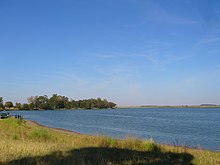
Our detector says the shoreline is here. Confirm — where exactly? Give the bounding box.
[26,120,81,135]
[1,117,219,164]
[117,106,220,109]
[25,119,219,153]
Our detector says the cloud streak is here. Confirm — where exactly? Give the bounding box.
[95,50,190,72]
[142,1,198,25]
[199,37,220,44]
[141,53,190,71]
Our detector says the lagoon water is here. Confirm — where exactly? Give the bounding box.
[11,108,220,151]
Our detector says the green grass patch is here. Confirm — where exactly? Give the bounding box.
[28,128,52,142]
[3,118,25,127]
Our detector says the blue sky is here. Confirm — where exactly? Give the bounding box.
[1,0,220,106]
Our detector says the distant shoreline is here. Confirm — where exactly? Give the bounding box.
[2,105,220,111]
[117,105,220,109]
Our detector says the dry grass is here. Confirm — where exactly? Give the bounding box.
[0,118,219,165]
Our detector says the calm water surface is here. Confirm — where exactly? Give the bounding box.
[11,108,220,151]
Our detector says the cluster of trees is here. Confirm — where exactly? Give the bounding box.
[0,95,117,110]
[0,97,14,109]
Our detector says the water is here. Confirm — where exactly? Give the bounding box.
[10,108,220,151]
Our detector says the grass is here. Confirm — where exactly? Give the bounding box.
[0,118,219,165]
[28,128,53,141]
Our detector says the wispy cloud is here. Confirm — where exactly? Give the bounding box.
[36,72,89,87]
[143,2,198,25]
[95,50,190,72]
[183,65,220,86]
[145,40,174,47]
[150,10,197,25]
[199,37,220,44]
[83,70,146,105]
[142,54,190,71]
[191,35,220,52]
[93,52,122,59]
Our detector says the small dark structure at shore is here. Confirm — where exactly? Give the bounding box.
[0,112,9,119]
[15,115,22,120]
[0,112,23,120]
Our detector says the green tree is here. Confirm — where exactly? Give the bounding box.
[108,102,116,108]
[102,99,109,109]
[96,98,102,108]
[27,96,38,109]
[70,100,77,109]
[0,97,3,109]
[5,101,13,109]
[22,103,29,110]
[90,98,96,109]
[15,102,22,110]
[36,95,51,109]
[84,99,91,109]
[48,94,69,109]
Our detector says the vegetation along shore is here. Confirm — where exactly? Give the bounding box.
[0,95,116,110]
[0,117,219,165]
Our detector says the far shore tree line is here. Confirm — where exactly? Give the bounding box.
[0,95,117,110]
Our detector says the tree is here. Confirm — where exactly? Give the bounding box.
[108,102,116,108]
[90,98,96,109]
[22,103,29,110]
[84,99,92,109]
[5,101,13,109]
[96,98,102,108]
[70,100,77,109]
[27,96,38,109]
[0,97,3,109]
[49,94,69,109]
[36,95,51,109]
[15,102,22,110]
[102,99,109,109]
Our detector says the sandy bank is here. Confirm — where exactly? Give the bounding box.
[26,120,81,135]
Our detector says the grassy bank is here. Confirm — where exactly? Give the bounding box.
[0,118,219,165]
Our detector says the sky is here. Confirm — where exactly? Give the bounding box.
[0,0,220,106]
